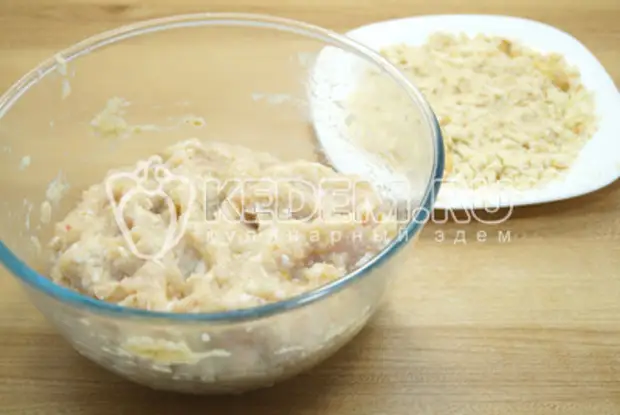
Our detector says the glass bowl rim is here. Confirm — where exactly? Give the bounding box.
[0,12,445,322]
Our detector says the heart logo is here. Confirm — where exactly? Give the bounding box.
[105,156,196,262]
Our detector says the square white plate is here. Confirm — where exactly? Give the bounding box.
[310,14,620,210]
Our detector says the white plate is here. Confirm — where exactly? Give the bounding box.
[310,14,620,210]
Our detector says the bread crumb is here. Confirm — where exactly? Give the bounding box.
[498,39,513,56]
[349,33,598,191]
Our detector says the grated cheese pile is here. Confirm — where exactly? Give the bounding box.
[348,33,598,190]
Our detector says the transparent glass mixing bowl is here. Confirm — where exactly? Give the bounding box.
[0,13,443,394]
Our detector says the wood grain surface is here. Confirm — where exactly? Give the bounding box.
[1,0,620,414]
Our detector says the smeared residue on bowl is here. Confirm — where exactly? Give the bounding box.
[36,171,70,231]
[121,337,232,365]
[46,170,70,205]
[251,92,309,121]
[181,115,207,128]
[54,54,71,100]
[40,201,52,224]
[91,97,140,139]
[23,199,34,231]
[30,236,42,255]
[274,346,305,355]
[90,98,206,139]
[19,156,31,171]
[251,93,294,104]
[296,52,316,68]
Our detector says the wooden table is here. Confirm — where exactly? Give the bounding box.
[1,1,619,414]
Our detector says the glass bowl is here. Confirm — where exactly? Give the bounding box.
[0,13,443,394]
